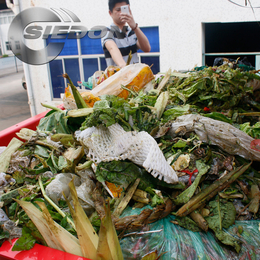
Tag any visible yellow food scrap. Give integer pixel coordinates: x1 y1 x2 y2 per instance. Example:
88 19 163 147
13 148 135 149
172 154 190 171
105 181 123 198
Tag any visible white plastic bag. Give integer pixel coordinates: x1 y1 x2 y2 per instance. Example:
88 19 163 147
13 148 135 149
170 114 260 161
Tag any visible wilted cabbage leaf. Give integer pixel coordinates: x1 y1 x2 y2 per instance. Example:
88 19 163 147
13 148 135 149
205 199 241 252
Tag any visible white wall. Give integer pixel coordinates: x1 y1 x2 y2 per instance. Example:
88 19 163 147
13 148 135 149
15 0 260 114
0 10 14 55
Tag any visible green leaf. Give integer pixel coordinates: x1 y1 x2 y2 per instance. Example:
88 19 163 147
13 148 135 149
12 227 36 251
174 160 210 205
0 229 10 241
93 99 110 109
162 104 190 121
37 111 70 134
58 156 68 171
182 80 204 98
175 216 201 232
150 194 164 207
205 199 240 252
240 122 260 139
34 145 50 158
204 112 233 124
46 156 57 174
240 122 251 135
12 171 25 185
9 202 18 217
81 108 118 129
173 139 187 148
96 160 156 191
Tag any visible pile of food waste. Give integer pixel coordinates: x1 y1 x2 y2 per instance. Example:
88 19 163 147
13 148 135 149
1 62 260 260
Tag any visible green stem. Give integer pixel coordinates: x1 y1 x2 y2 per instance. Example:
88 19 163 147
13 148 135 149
76 160 93 171
38 176 76 231
41 103 63 112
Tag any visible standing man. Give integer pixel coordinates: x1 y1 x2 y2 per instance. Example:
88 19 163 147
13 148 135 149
102 0 151 68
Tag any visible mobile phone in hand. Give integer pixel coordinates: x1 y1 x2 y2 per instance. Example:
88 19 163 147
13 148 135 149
121 5 130 14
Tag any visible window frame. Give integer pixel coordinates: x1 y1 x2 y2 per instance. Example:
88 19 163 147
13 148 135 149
48 26 160 100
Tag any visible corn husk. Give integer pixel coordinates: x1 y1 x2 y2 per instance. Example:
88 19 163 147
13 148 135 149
96 203 124 260
154 91 169 119
157 68 171 93
15 199 82 256
68 179 99 259
36 201 82 255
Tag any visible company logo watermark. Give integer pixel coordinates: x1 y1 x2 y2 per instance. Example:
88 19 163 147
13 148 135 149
8 7 126 65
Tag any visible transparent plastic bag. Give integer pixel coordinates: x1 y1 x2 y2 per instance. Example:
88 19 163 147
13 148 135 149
170 114 260 161
91 63 154 99
119 206 260 260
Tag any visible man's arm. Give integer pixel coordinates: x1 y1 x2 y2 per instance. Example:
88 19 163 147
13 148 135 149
134 25 151 52
120 9 151 53
104 40 126 68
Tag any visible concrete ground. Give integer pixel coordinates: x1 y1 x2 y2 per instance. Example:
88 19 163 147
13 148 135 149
0 69 31 132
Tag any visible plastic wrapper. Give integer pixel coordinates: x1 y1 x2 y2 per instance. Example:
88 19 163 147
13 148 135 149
169 114 260 161
0 172 15 188
93 65 120 87
0 209 9 223
45 172 96 215
45 173 81 204
2 220 22 240
63 63 154 110
91 63 154 99
119 206 260 259
76 180 95 216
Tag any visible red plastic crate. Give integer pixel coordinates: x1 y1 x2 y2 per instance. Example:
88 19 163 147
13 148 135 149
0 239 91 260
0 105 92 260
0 105 64 146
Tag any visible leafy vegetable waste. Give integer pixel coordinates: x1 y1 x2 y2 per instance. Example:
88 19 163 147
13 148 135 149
1 62 260 259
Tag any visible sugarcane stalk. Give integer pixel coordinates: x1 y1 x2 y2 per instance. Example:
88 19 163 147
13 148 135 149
176 163 251 217
189 211 208 232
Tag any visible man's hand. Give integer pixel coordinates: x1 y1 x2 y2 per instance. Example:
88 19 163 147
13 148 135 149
120 6 151 53
120 6 136 30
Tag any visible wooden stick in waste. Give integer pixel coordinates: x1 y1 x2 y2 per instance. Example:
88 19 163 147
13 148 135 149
113 178 140 218
189 211 208 232
176 163 251 217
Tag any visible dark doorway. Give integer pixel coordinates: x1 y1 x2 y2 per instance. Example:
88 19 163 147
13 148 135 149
204 22 260 67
